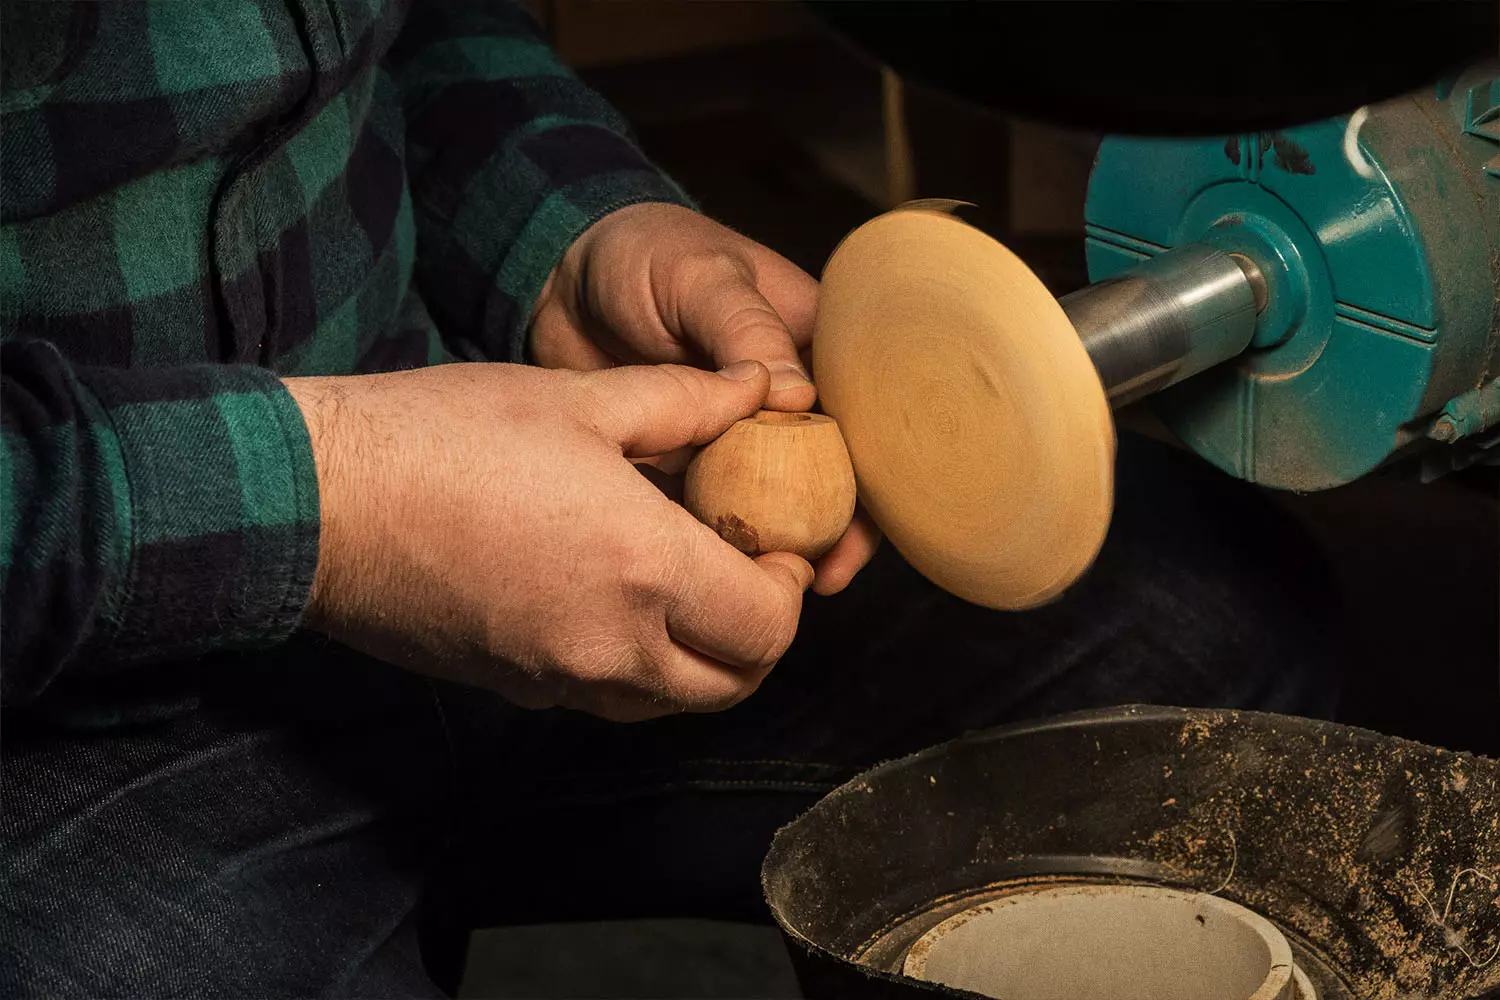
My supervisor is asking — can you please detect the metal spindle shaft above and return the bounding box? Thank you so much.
[1060,244,1265,407]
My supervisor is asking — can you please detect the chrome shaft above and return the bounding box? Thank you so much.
[1060,244,1263,407]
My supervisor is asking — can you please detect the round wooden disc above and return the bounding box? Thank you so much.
[813,206,1115,610]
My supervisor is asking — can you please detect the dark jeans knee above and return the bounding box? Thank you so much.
[1098,432,1344,719]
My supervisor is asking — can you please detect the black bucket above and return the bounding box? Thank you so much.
[762,705,1500,999]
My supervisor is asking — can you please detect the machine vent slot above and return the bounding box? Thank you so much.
[1462,78,1500,178]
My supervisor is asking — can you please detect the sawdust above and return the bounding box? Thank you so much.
[1178,718,1215,746]
[1133,715,1500,999]
[773,710,1499,1000]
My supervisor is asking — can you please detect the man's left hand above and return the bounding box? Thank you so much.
[530,202,879,594]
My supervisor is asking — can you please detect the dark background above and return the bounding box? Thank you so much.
[458,6,1500,995]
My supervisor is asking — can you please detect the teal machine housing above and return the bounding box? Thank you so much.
[1080,64,1499,491]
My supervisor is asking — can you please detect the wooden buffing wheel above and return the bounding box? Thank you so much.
[814,204,1114,609]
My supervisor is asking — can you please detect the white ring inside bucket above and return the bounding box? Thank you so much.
[902,884,1305,1000]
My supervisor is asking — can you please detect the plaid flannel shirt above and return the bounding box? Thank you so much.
[0,0,691,702]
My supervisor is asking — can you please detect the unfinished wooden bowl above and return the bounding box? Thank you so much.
[684,410,857,560]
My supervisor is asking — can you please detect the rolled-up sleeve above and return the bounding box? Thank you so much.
[386,0,694,365]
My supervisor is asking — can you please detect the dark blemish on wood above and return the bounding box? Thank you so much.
[972,360,1001,397]
[1271,133,1315,175]
[1223,136,1241,166]
[716,513,761,555]
[1195,914,1206,925]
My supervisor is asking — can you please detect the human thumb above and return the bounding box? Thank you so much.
[579,361,771,458]
[674,263,816,413]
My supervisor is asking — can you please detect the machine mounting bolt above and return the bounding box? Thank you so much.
[1430,417,1459,443]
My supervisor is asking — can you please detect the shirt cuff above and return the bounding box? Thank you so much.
[75,363,320,663]
[499,127,697,365]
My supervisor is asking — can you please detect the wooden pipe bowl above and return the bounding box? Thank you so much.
[684,410,856,561]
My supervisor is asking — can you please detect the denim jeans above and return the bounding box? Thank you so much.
[0,434,1342,998]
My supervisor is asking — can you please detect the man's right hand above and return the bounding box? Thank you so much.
[282,360,812,722]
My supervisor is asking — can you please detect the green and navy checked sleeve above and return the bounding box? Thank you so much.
[1,338,320,702]
[386,0,694,365]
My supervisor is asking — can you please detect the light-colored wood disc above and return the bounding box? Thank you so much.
[813,205,1115,609]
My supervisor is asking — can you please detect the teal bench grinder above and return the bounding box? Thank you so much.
[1062,63,1499,491]
[694,65,1499,610]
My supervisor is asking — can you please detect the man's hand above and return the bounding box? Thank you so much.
[284,361,812,722]
[530,202,879,594]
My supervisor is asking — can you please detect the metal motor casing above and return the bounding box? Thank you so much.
[1083,65,1500,490]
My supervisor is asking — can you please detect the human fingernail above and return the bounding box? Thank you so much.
[717,360,764,381]
[768,362,812,391]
